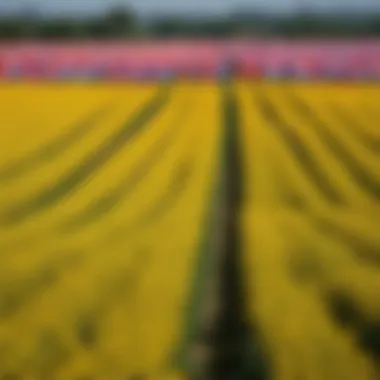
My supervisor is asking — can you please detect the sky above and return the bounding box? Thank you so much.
[1,0,380,17]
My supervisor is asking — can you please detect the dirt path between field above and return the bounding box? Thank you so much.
[185,168,226,380]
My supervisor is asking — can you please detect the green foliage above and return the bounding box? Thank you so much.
[1,7,380,39]
[0,5,137,40]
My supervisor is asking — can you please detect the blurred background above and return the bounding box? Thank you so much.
[0,0,380,80]
[1,0,380,38]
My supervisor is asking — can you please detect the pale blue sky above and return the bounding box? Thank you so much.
[1,0,380,17]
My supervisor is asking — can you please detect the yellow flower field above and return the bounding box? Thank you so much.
[0,82,222,380]
[0,81,379,379]
[238,82,380,380]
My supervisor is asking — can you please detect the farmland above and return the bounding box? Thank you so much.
[238,82,380,380]
[0,81,380,380]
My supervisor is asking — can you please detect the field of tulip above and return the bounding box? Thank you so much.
[0,81,379,380]
[0,82,222,380]
[238,82,380,380]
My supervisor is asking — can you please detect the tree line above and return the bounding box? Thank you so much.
[1,6,380,39]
